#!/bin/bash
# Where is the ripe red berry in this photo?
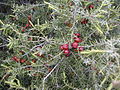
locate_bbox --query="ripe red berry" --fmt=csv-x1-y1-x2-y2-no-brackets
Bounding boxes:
12,56,17,60
11,56,19,62
78,46,84,51
88,5,94,9
81,18,88,24
68,1,75,6
62,44,69,50
74,37,83,43
20,59,26,63
74,33,81,37
32,59,37,63
60,45,64,50
71,42,78,48
63,50,70,54
22,29,25,32
25,24,29,28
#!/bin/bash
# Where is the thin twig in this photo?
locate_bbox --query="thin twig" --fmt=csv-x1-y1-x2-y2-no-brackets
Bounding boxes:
42,57,64,90
21,42,49,57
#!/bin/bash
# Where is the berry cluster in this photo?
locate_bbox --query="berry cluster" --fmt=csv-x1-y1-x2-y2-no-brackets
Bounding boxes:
21,15,32,32
11,56,36,64
60,33,84,56
88,4,94,9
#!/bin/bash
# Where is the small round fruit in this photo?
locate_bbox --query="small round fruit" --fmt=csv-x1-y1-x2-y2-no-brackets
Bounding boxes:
11,56,19,62
32,59,37,63
74,33,81,37
88,5,94,9
74,37,83,43
35,53,44,58
68,1,75,6
71,42,78,48
22,29,25,32
60,45,64,50
62,44,69,50
12,56,17,60
81,18,88,24
20,59,26,63
25,24,29,28
63,50,70,54
78,46,84,51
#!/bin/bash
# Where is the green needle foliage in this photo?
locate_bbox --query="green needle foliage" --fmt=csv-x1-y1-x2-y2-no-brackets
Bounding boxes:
0,0,120,90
